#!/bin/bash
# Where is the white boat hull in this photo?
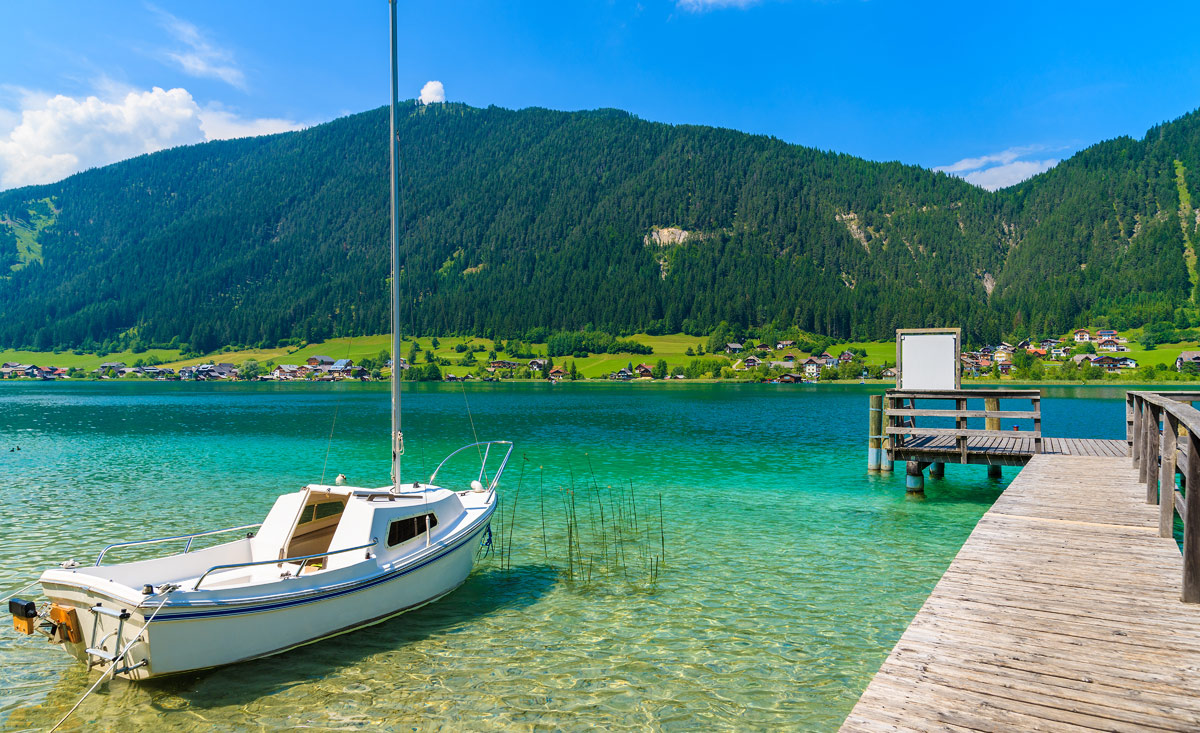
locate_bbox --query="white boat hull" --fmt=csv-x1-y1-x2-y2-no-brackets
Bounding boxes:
40,517,491,680
146,524,487,677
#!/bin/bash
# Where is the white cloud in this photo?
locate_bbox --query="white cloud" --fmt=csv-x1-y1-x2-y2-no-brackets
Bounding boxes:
152,6,247,91
676,0,760,11
418,80,446,104
935,146,1059,191
0,87,302,190
198,106,304,140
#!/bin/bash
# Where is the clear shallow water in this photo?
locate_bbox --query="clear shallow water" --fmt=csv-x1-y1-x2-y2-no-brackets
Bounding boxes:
0,382,1134,731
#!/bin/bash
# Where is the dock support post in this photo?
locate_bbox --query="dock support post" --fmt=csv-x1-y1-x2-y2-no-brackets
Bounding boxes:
1161,414,1178,539
906,461,925,493
880,435,894,472
1146,404,1161,504
868,394,883,471
988,464,1002,479
929,462,944,478
1183,430,1200,603
985,396,1000,432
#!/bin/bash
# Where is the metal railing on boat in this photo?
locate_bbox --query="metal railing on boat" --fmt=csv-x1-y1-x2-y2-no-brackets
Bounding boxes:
191,538,379,591
95,524,263,566
428,440,514,492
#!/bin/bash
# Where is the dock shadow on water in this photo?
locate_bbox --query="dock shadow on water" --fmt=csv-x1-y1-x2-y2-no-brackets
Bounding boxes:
4,565,558,732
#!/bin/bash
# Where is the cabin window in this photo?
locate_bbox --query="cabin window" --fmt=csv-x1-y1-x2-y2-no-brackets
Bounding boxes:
298,500,345,525
387,513,438,547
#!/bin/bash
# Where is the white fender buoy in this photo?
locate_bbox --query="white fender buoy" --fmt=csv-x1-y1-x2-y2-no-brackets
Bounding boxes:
335,474,347,486
470,480,484,492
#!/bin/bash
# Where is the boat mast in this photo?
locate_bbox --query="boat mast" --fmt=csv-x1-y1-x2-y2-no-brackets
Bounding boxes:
388,0,404,490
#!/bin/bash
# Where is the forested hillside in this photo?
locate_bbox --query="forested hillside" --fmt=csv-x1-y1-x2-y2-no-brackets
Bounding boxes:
0,102,1197,351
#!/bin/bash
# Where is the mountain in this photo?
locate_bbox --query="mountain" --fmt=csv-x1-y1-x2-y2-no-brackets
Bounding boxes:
0,102,1198,351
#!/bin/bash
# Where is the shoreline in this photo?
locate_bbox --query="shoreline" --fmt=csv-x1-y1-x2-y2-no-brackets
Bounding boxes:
3,377,1199,387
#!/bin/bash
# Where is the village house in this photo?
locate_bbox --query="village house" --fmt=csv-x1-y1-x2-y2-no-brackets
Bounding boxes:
1073,329,1092,343
548,366,565,380
880,367,897,379
838,351,856,364
755,343,772,352
635,363,654,378
782,353,796,362
1091,355,1124,372
610,367,633,380
272,365,302,380
307,355,335,367
1097,329,1118,340
776,373,803,383
775,340,795,350
1097,338,1122,352
1176,352,1200,371
91,361,127,376
743,355,761,368
725,343,743,354
528,358,547,371
489,360,519,369
800,357,823,378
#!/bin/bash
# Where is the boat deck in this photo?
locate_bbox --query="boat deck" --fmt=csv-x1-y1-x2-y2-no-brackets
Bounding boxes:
841,454,1200,732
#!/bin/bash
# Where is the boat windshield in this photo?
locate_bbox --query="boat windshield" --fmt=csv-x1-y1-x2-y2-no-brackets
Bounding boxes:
284,490,348,568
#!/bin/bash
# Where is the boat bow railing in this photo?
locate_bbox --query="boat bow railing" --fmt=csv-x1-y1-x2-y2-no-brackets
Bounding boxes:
95,524,263,566
191,538,379,591
428,440,514,494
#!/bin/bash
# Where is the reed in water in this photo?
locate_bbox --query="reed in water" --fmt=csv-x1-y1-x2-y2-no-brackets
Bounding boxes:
489,454,665,591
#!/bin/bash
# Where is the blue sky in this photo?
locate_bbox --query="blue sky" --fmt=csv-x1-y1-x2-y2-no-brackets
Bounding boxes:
2,0,1199,191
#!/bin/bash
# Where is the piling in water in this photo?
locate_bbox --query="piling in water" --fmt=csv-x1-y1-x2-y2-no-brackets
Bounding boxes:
906,461,925,493
868,394,884,471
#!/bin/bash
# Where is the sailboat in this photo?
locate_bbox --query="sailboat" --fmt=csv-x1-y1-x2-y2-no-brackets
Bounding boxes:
8,1,510,680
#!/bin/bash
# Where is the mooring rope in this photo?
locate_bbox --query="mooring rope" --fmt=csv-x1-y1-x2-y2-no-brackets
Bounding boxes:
0,579,39,605
49,585,180,733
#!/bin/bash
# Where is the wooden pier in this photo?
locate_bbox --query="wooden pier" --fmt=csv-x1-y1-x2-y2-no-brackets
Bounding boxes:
843,391,1200,731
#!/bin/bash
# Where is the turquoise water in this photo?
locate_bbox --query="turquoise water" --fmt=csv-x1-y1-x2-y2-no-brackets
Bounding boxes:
0,382,1133,731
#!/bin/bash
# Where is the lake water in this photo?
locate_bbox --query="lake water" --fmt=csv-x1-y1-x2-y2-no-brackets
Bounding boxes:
0,382,1137,731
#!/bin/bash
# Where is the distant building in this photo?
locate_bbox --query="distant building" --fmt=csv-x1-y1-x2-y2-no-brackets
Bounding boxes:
307,355,335,366
1177,352,1200,371
1073,329,1092,343
725,343,743,354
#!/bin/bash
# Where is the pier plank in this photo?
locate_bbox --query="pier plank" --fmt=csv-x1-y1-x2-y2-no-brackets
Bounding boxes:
841,455,1200,732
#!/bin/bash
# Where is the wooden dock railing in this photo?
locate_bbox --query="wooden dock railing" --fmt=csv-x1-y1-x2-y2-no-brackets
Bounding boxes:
1127,390,1200,602
887,389,1042,464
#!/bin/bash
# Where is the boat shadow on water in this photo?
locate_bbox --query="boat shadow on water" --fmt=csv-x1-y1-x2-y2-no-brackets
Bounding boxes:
22,564,558,726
